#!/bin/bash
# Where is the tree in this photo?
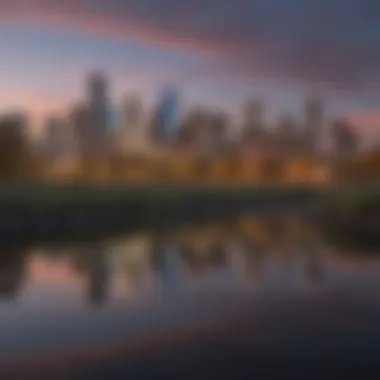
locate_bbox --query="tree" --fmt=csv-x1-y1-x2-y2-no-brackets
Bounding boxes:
0,116,30,181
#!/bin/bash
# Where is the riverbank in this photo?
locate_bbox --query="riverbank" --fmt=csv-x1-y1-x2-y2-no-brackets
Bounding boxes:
320,185,380,248
0,182,324,244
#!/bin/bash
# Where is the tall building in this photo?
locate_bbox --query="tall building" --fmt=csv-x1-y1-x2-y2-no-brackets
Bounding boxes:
330,117,358,157
122,94,143,130
87,71,110,151
69,103,89,153
240,98,266,149
209,111,229,152
274,114,300,156
304,94,324,153
177,107,209,149
177,107,227,154
151,86,181,142
117,94,153,155
41,116,67,156
242,99,264,130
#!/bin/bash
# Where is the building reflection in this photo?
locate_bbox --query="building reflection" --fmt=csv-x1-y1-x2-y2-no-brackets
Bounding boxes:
109,235,153,296
1,215,330,306
72,243,110,306
179,234,227,273
151,236,183,289
0,249,27,301
87,217,326,296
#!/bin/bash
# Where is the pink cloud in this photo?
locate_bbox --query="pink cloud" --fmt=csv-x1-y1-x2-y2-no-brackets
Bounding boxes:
0,87,67,133
0,6,227,56
345,110,380,133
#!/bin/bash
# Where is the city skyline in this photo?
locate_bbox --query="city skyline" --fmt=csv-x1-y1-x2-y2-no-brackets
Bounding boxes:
0,71,357,157
1,0,380,143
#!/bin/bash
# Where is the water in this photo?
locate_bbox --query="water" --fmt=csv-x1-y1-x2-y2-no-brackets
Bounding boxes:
1,215,380,378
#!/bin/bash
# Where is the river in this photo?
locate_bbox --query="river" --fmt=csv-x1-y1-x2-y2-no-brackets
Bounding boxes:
0,215,380,379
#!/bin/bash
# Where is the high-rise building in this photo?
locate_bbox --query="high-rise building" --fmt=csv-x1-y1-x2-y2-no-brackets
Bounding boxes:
304,94,324,153
242,99,264,129
87,71,110,151
240,98,265,148
69,103,89,153
177,107,209,148
209,111,228,151
117,94,153,155
274,114,300,156
330,117,358,157
177,107,227,154
122,94,143,130
151,86,180,142
41,116,67,156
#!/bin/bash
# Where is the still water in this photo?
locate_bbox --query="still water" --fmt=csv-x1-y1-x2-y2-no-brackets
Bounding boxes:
0,216,329,307
1,215,380,377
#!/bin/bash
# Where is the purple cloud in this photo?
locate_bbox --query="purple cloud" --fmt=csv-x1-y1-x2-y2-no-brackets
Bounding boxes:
1,0,380,89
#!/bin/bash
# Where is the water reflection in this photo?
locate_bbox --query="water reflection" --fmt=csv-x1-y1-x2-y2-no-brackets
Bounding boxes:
0,250,26,300
0,216,377,308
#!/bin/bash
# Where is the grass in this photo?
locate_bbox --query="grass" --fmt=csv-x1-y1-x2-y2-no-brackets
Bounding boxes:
320,184,380,247
0,180,379,249
0,181,324,244
0,181,325,205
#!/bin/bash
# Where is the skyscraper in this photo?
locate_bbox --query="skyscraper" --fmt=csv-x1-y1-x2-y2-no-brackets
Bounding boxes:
69,102,89,153
241,98,265,145
242,98,264,129
275,114,300,156
118,94,152,155
304,94,323,153
122,94,143,130
87,71,110,151
151,86,180,142
209,111,229,152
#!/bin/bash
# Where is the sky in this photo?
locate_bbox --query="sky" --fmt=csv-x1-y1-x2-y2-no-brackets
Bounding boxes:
1,0,380,139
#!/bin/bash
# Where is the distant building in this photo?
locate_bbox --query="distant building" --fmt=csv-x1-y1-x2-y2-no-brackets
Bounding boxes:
122,94,143,131
41,116,67,156
241,98,264,138
178,107,209,148
177,107,227,155
87,71,110,152
151,86,181,142
274,114,301,157
69,103,89,153
240,98,266,152
330,117,359,157
304,94,324,153
208,111,229,152
116,94,154,155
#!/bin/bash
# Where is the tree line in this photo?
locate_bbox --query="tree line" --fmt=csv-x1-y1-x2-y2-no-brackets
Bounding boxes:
0,116,378,184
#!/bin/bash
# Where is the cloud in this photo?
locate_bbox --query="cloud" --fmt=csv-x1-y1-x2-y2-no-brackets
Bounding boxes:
1,0,380,89
346,110,380,133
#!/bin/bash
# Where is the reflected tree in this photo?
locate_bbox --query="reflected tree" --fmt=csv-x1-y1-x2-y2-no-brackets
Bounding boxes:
0,249,27,300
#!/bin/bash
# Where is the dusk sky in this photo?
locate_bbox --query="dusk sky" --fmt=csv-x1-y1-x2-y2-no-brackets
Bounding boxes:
1,0,380,138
